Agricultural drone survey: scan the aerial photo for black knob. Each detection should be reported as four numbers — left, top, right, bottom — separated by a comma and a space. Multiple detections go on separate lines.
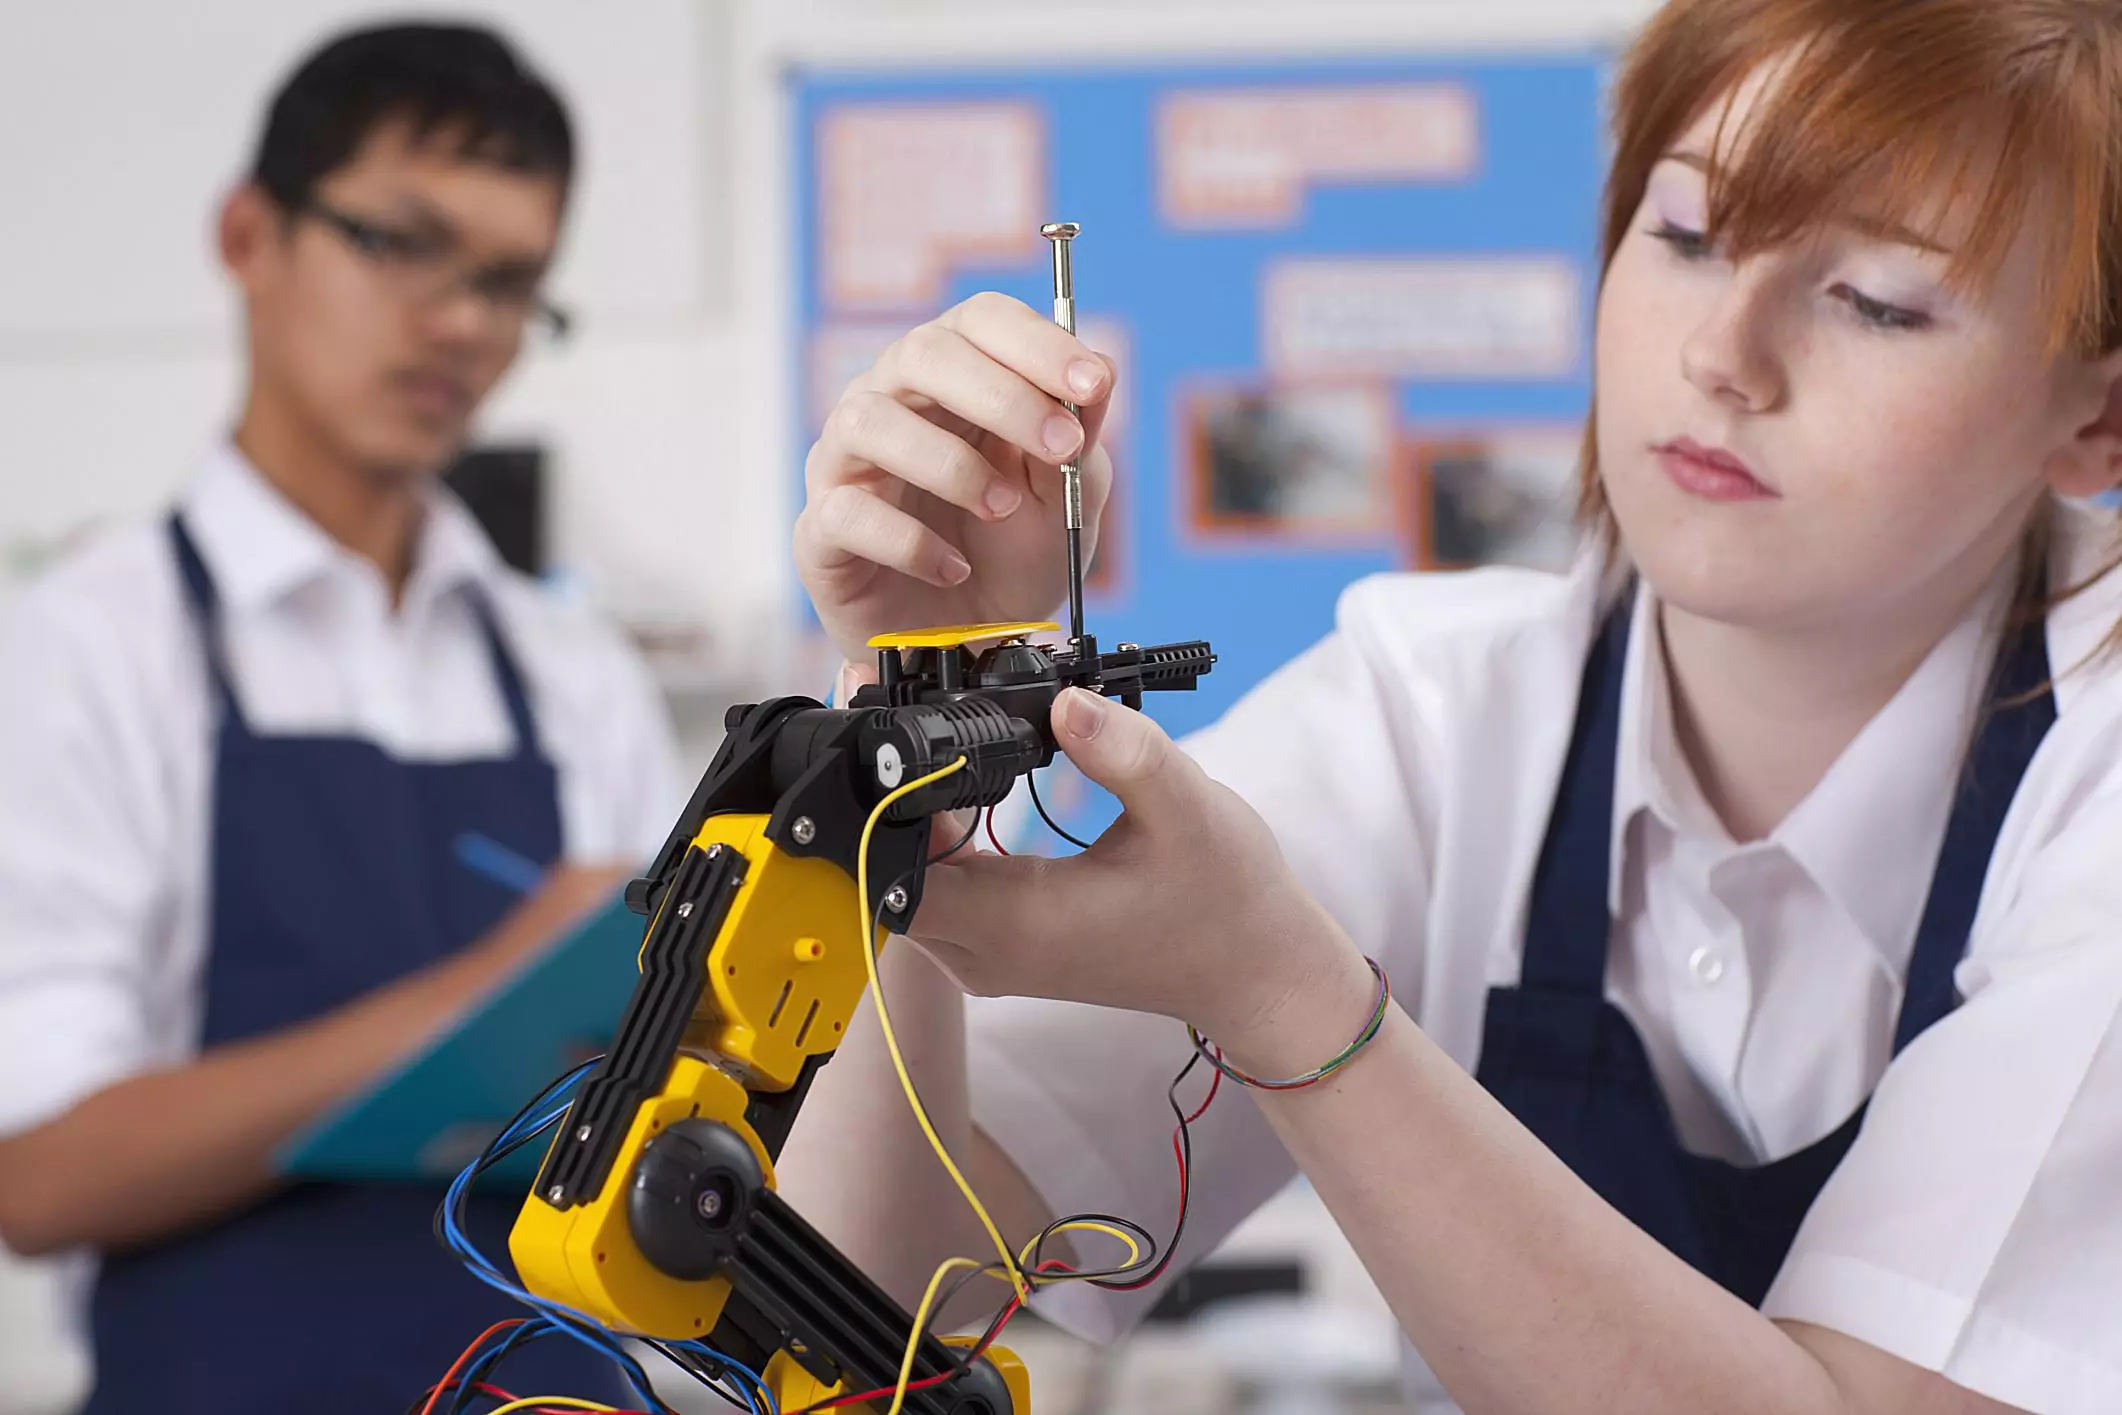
627, 1119, 765, 1281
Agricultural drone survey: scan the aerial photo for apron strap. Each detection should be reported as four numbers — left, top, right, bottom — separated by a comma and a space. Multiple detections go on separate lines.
463, 588, 542, 760
1518, 595, 1632, 995
165, 513, 252, 736
1891, 610, 2056, 1053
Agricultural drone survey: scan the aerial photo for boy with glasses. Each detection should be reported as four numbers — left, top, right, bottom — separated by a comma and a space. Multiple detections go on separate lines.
0, 23, 678, 1413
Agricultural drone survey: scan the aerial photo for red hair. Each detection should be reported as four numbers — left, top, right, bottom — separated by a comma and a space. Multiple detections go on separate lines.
1580, 0, 2122, 533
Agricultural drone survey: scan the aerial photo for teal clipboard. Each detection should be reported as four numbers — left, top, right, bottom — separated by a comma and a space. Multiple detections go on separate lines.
277, 890, 645, 1189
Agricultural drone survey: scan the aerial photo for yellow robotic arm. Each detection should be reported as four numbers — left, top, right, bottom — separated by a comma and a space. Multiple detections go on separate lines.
505, 623, 1213, 1415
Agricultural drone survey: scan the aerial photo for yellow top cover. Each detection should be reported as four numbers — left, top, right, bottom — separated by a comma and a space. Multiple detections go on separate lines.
867, 621, 1059, 650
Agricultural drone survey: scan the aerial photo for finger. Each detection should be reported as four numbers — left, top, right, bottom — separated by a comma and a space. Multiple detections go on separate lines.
1049, 689, 1198, 829
912, 850, 1067, 953
808, 389, 1024, 521
794, 484, 972, 589
1025, 354, 1117, 520
935, 291, 1115, 414
859, 322, 1088, 476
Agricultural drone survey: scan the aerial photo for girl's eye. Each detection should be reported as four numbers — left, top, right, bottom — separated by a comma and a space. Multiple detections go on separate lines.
1835, 285, 1933, 333
1648, 221, 1712, 260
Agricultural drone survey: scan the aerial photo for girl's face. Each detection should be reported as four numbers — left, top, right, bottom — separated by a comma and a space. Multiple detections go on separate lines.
1594, 67, 2122, 639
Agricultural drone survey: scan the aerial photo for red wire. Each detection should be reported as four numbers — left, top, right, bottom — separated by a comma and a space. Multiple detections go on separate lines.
419, 1321, 525, 1415
787, 1262, 1065, 1413
984, 808, 1009, 856
1101, 1058, 1219, 1293
1186, 1061, 1224, 1127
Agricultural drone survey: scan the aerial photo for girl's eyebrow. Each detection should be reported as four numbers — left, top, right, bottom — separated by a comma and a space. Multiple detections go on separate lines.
1658, 149, 1957, 255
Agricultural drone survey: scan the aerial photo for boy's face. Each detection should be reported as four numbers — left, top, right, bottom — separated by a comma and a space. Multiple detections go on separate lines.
1593, 66, 2121, 639
224, 117, 564, 481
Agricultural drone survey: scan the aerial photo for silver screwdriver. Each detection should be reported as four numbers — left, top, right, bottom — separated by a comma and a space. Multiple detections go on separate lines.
1040, 221, 1089, 650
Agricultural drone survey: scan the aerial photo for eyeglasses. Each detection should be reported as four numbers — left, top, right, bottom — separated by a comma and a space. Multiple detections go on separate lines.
299, 198, 572, 342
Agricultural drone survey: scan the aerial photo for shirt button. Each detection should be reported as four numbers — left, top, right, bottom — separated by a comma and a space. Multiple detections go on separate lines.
1687, 946, 1727, 985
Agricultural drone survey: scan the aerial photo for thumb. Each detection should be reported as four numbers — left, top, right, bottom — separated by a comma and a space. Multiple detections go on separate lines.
1050, 688, 1194, 825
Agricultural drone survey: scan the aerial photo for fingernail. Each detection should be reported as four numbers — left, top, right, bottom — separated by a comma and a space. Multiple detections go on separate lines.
985, 483, 1022, 518
1067, 360, 1106, 398
1043, 413, 1082, 457
1059, 687, 1106, 740
940, 551, 972, 584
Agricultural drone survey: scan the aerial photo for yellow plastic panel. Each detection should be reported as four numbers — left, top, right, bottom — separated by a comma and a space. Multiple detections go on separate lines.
868, 621, 1059, 650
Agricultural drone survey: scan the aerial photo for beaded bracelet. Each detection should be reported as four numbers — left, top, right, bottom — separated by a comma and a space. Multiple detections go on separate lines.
1186, 957, 1391, 1091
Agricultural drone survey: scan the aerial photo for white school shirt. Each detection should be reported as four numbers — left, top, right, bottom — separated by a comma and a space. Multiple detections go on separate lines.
0, 442, 685, 1144
966, 496, 2122, 1415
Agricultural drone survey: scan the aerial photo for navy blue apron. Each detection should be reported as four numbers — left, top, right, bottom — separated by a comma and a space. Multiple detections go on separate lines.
1474, 590, 2054, 1307
83, 515, 620, 1413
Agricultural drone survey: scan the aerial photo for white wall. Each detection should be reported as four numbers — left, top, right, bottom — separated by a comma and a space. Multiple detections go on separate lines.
0, 2, 1658, 1410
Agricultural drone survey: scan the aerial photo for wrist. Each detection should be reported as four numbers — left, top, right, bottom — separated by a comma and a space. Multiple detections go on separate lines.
1207, 914, 1381, 1083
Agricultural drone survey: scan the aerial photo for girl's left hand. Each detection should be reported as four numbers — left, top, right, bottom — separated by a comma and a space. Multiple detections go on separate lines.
910, 687, 1367, 1052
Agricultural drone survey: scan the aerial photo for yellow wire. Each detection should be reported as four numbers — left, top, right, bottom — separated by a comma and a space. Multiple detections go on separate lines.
856, 756, 1030, 1304
883, 1256, 987, 1415
481, 1399, 618, 1415
1018, 1219, 1142, 1277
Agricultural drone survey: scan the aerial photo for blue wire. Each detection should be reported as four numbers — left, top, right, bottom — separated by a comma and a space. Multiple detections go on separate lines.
440, 1069, 667, 1407
441, 1060, 786, 1415
677, 1340, 777, 1415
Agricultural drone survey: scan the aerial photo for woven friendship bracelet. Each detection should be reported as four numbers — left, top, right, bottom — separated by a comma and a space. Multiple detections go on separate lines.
1187, 956, 1391, 1091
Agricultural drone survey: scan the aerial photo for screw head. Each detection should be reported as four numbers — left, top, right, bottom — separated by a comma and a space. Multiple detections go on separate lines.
884, 886, 910, 913
791, 816, 817, 845
1041, 221, 1081, 240
547, 1185, 565, 1204
576, 1124, 592, 1143
677, 901, 694, 918
697, 1188, 724, 1220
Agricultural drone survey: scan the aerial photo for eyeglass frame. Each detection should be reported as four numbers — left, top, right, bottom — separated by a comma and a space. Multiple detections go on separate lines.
292, 196, 573, 342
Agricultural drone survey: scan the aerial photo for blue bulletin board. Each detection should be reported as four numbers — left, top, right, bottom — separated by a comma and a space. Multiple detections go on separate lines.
790, 53, 1612, 841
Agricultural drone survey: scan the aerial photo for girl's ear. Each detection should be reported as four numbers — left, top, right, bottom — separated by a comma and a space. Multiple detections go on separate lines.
2050, 354, 2122, 499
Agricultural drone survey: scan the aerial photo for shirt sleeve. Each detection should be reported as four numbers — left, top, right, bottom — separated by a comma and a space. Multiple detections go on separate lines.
0, 574, 173, 1140
1764, 777, 2122, 1414
588, 628, 687, 869
532, 597, 687, 871
965, 598, 1441, 1343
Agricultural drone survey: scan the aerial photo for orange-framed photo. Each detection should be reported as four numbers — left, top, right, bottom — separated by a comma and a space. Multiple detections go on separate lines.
1398, 424, 1584, 572
1182, 382, 1395, 545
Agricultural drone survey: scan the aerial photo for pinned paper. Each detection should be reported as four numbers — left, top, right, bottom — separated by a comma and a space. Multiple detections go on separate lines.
1159, 84, 1478, 227
818, 102, 1047, 312
1263, 258, 1582, 380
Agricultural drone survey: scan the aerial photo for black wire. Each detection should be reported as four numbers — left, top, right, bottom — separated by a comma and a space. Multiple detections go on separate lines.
1023, 1212, 1159, 1283
437, 1322, 552, 1415
643, 1337, 764, 1411
1027, 772, 1095, 851
868, 808, 984, 951
1089, 1050, 1206, 1293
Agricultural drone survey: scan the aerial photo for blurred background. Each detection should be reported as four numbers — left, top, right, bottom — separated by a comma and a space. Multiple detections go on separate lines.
0, 1, 1658, 1411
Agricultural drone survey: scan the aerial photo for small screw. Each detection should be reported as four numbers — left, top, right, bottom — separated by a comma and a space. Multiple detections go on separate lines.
697, 1189, 725, 1220
547, 1185, 565, 1204
678, 901, 694, 918
884, 886, 910, 913
1119, 642, 1140, 651
576, 1124, 592, 1143
792, 816, 817, 845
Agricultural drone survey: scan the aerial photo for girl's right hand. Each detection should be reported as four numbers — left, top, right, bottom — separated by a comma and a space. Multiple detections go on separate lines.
795, 292, 1118, 671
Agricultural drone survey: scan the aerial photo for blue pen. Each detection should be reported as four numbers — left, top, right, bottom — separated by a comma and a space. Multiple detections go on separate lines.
454, 831, 545, 895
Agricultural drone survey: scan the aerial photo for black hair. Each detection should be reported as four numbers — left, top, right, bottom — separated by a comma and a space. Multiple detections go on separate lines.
248, 22, 574, 211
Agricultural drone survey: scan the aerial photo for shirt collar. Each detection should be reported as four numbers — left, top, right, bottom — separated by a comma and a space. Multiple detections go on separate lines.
179, 440, 503, 616
1609, 563, 2011, 971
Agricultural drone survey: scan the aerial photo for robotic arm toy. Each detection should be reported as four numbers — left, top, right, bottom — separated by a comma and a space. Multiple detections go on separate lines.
503, 226, 1215, 1415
